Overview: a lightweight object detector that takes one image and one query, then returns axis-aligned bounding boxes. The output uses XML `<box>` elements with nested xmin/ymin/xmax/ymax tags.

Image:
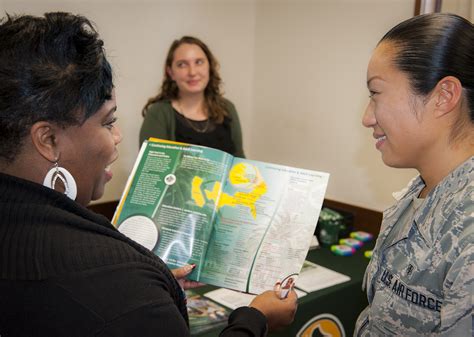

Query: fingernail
<box><xmin>274</xmin><ymin>283</ymin><xmax>281</xmax><ymax>292</ymax></box>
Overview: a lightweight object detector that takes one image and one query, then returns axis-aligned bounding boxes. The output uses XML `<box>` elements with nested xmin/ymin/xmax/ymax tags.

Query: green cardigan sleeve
<box><xmin>139</xmin><ymin>101</ymin><xmax>176</xmax><ymax>146</ymax></box>
<box><xmin>226</xmin><ymin>100</ymin><xmax>245</xmax><ymax>158</ymax></box>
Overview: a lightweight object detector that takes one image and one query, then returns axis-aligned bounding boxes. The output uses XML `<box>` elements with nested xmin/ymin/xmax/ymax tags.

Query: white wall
<box><xmin>3</xmin><ymin>0</ymin><xmax>437</xmax><ymax>212</ymax></box>
<box><xmin>3</xmin><ymin>0</ymin><xmax>257</xmax><ymax>204</ymax></box>
<box><xmin>250</xmin><ymin>0</ymin><xmax>417</xmax><ymax>211</ymax></box>
<box><xmin>442</xmin><ymin>0</ymin><xmax>472</xmax><ymax>19</ymax></box>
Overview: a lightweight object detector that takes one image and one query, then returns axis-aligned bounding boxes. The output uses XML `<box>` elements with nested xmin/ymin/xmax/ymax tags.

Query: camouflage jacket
<box><xmin>355</xmin><ymin>156</ymin><xmax>473</xmax><ymax>336</ymax></box>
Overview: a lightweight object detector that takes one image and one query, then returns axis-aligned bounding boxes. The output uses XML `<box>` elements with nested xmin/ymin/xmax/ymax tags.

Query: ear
<box><xmin>433</xmin><ymin>76</ymin><xmax>462</xmax><ymax>118</ymax></box>
<box><xmin>30</xmin><ymin>121</ymin><xmax>59</xmax><ymax>162</ymax></box>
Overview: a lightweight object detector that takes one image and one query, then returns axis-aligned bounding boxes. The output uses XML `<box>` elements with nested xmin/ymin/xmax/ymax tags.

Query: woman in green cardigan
<box><xmin>140</xmin><ymin>36</ymin><xmax>245</xmax><ymax>157</ymax></box>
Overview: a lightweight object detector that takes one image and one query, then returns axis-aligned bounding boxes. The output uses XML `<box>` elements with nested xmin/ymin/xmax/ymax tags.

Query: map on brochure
<box><xmin>113</xmin><ymin>138</ymin><xmax>329</xmax><ymax>294</ymax></box>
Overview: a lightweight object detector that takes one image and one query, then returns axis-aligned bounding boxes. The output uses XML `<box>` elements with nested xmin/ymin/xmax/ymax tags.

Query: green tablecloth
<box><xmin>195</xmin><ymin>241</ymin><xmax>374</xmax><ymax>337</ymax></box>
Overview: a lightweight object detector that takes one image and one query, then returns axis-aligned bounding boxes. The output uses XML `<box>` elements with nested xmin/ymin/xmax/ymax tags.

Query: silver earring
<box><xmin>43</xmin><ymin>162</ymin><xmax>77</xmax><ymax>200</ymax></box>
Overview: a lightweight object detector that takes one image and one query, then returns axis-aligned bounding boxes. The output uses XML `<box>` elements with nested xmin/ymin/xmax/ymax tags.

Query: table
<box><xmin>195</xmin><ymin>241</ymin><xmax>374</xmax><ymax>337</ymax></box>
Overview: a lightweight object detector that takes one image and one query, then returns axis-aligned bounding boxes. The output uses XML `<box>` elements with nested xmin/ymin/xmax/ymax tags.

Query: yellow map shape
<box><xmin>229</xmin><ymin>162</ymin><xmax>252</xmax><ymax>185</ymax></box>
<box><xmin>191</xmin><ymin>164</ymin><xmax>267</xmax><ymax>219</ymax></box>
<box><xmin>191</xmin><ymin>176</ymin><xmax>205</xmax><ymax>207</ymax></box>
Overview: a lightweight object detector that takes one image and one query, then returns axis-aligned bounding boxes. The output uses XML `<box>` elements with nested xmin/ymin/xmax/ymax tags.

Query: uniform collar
<box><xmin>380</xmin><ymin>176</ymin><xmax>422</xmax><ymax>242</ymax></box>
<box><xmin>383</xmin><ymin>156</ymin><xmax>473</xmax><ymax>247</ymax></box>
<box><xmin>413</xmin><ymin>156</ymin><xmax>473</xmax><ymax>246</ymax></box>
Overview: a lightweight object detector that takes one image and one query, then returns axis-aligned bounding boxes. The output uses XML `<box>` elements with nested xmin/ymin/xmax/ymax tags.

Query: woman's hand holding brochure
<box><xmin>249</xmin><ymin>284</ymin><xmax>298</xmax><ymax>332</ymax></box>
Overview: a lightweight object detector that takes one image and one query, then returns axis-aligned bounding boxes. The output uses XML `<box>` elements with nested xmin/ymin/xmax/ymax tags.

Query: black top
<box><xmin>174</xmin><ymin>110</ymin><xmax>236</xmax><ymax>155</ymax></box>
<box><xmin>0</xmin><ymin>172</ymin><xmax>267</xmax><ymax>337</ymax></box>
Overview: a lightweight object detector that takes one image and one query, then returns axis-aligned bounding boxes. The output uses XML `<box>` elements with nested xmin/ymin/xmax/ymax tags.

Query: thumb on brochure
<box><xmin>171</xmin><ymin>264</ymin><xmax>196</xmax><ymax>279</ymax></box>
<box><xmin>171</xmin><ymin>264</ymin><xmax>205</xmax><ymax>290</ymax></box>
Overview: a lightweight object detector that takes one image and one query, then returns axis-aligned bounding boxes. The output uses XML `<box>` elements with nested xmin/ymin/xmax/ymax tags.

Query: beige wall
<box><xmin>3</xmin><ymin>0</ymin><xmax>257</xmax><ymax>205</ymax></box>
<box><xmin>442</xmin><ymin>0</ymin><xmax>472</xmax><ymax>19</ymax></box>
<box><xmin>3</xmin><ymin>0</ymin><xmax>428</xmax><ymax>212</ymax></box>
<box><xmin>250</xmin><ymin>0</ymin><xmax>417</xmax><ymax>211</ymax></box>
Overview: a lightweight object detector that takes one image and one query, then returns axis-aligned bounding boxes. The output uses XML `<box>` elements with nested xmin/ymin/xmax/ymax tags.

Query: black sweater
<box><xmin>0</xmin><ymin>173</ymin><xmax>266</xmax><ymax>337</ymax></box>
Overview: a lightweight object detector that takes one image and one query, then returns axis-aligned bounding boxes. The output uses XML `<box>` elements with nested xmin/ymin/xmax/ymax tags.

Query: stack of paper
<box><xmin>186</xmin><ymin>290</ymin><xmax>230</xmax><ymax>335</ymax></box>
<box><xmin>204</xmin><ymin>288</ymin><xmax>307</xmax><ymax>310</ymax></box>
<box><xmin>295</xmin><ymin>260</ymin><xmax>350</xmax><ymax>293</ymax></box>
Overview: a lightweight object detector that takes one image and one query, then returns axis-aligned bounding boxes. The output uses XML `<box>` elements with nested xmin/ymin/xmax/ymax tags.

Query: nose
<box><xmin>362</xmin><ymin>102</ymin><xmax>376</xmax><ymax>128</ymax></box>
<box><xmin>113</xmin><ymin>125</ymin><xmax>123</xmax><ymax>145</ymax></box>
<box><xmin>188</xmin><ymin>64</ymin><xmax>196</xmax><ymax>76</ymax></box>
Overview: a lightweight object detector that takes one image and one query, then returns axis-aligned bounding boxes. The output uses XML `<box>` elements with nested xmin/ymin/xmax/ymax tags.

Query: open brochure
<box><xmin>113</xmin><ymin>138</ymin><xmax>329</xmax><ymax>294</ymax></box>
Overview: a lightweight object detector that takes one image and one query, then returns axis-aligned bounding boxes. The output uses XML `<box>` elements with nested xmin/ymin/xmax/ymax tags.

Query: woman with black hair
<box><xmin>356</xmin><ymin>13</ymin><xmax>473</xmax><ymax>336</ymax></box>
<box><xmin>0</xmin><ymin>12</ymin><xmax>296</xmax><ymax>337</ymax></box>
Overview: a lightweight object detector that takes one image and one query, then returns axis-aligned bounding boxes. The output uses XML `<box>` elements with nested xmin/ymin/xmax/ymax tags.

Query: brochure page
<box><xmin>114</xmin><ymin>140</ymin><xmax>232</xmax><ymax>277</ymax></box>
<box><xmin>199</xmin><ymin>158</ymin><xmax>329</xmax><ymax>293</ymax></box>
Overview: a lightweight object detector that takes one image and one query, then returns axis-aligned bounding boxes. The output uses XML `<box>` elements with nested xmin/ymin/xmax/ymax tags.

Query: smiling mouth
<box><xmin>105</xmin><ymin>155</ymin><xmax>119</xmax><ymax>181</ymax></box>
<box><xmin>375</xmin><ymin>135</ymin><xmax>386</xmax><ymax>149</ymax></box>
<box><xmin>104</xmin><ymin>165</ymin><xmax>113</xmax><ymax>182</ymax></box>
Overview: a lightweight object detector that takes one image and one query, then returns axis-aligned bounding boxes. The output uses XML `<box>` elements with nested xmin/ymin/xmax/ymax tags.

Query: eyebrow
<box><xmin>175</xmin><ymin>57</ymin><xmax>205</xmax><ymax>63</ymax></box>
<box><xmin>105</xmin><ymin>106</ymin><xmax>117</xmax><ymax>117</ymax></box>
<box><xmin>367</xmin><ymin>76</ymin><xmax>384</xmax><ymax>87</ymax></box>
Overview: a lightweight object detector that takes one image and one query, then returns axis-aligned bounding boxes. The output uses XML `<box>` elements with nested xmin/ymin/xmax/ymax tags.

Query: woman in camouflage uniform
<box><xmin>356</xmin><ymin>13</ymin><xmax>473</xmax><ymax>336</ymax></box>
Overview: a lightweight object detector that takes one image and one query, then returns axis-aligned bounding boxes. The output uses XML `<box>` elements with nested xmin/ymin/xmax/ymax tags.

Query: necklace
<box><xmin>177</xmin><ymin>101</ymin><xmax>211</xmax><ymax>133</ymax></box>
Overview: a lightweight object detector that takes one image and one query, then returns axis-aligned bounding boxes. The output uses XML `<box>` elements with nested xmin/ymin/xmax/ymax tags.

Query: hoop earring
<box><xmin>43</xmin><ymin>162</ymin><xmax>77</xmax><ymax>200</ymax></box>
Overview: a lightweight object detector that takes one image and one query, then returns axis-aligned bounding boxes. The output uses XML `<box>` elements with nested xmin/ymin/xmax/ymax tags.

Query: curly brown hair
<box><xmin>142</xmin><ymin>36</ymin><xmax>228</xmax><ymax>123</ymax></box>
